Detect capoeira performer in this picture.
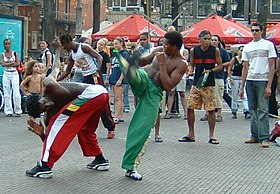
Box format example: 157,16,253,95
25,38,109,178
118,31,188,180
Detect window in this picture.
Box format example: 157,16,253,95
127,0,137,6
197,0,211,17
162,1,172,17
113,0,121,7
256,0,260,12
65,0,70,20
271,0,280,13
182,0,193,17
232,0,244,18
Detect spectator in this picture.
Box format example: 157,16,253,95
178,30,223,144
241,22,277,148
1,39,22,117
109,38,130,123
228,46,250,119
39,40,54,76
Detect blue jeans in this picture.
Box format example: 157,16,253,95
246,80,269,141
231,78,249,113
123,84,130,111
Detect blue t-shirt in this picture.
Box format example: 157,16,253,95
215,48,230,79
109,50,130,85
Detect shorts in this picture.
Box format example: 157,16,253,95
214,78,224,109
187,86,216,111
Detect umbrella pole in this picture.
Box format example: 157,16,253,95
146,0,151,53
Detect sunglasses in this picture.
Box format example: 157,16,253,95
251,29,260,32
140,38,147,41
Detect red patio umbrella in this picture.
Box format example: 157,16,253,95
267,22,280,45
91,14,166,42
228,18,251,31
181,15,253,45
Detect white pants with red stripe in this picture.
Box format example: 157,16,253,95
41,85,108,168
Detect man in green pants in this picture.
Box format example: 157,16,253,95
119,31,188,180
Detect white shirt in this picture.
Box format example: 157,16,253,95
1,52,17,72
71,43,98,77
242,38,277,81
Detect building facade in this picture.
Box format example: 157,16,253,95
106,0,280,31
0,0,99,58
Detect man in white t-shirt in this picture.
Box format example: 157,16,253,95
241,22,277,148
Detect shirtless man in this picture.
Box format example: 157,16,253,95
120,31,188,180
25,39,110,178
57,34,116,139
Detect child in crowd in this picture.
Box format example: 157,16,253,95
38,62,46,76
21,60,44,130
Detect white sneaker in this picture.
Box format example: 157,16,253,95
125,170,142,180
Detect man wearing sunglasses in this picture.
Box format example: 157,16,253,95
241,22,277,148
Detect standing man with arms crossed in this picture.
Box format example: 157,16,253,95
119,31,187,180
178,30,223,144
241,22,277,148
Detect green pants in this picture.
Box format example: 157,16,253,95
121,69,163,170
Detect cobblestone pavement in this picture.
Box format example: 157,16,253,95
0,101,280,194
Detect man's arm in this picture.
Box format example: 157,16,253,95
27,119,45,142
82,45,103,72
157,53,187,91
138,47,163,67
45,38,62,84
265,58,275,97
46,52,52,72
57,55,74,81
240,61,249,99
211,48,223,73
188,48,194,75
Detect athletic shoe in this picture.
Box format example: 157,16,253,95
87,159,109,171
125,170,142,181
26,161,52,178
244,112,251,120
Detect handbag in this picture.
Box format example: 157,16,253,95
16,61,25,74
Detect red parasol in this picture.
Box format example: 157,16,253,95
91,14,166,42
266,22,280,45
181,15,253,45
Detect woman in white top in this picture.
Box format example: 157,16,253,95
1,39,22,116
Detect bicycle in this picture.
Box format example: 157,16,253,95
0,75,4,110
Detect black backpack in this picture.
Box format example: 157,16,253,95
39,50,54,65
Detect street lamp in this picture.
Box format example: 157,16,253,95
211,0,238,16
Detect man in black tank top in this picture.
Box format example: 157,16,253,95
178,30,223,144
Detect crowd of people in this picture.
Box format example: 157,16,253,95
1,22,280,181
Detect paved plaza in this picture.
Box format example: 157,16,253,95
0,100,280,194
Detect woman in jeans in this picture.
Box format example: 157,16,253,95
228,46,250,119
109,38,130,123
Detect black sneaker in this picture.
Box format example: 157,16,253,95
232,113,237,119
244,112,251,120
87,159,109,171
26,161,52,178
